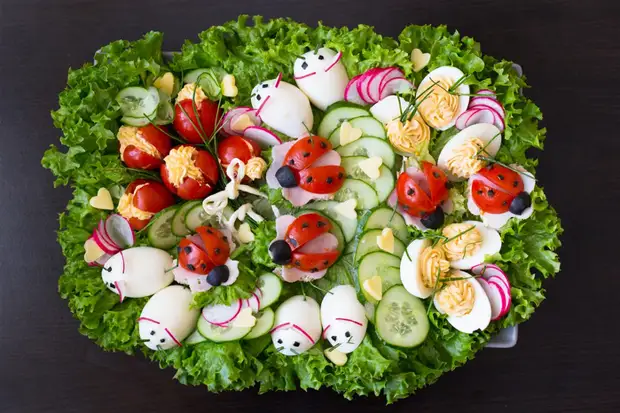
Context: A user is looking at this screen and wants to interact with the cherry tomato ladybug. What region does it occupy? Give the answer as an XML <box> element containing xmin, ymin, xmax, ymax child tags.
<box><xmin>217</xmin><ymin>135</ymin><xmax>261</xmax><ymax>168</ymax></box>
<box><xmin>396</xmin><ymin>161</ymin><xmax>449</xmax><ymax>218</ymax></box>
<box><xmin>283</xmin><ymin>136</ymin><xmax>331</xmax><ymax>171</ymax></box>
<box><xmin>290</xmin><ymin>250</ymin><xmax>341</xmax><ymax>272</ymax></box>
<box><xmin>119</xmin><ymin>124</ymin><xmax>172</xmax><ymax>170</ymax></box>
<box><xmin>160</xmin><ymin>145</ymin><xmax>219</xmax><ymax>200</ymax></box>
<box><xmin>471</xmin><ymin>164</ymin><xmax>526</xmax><ymax>214</ymax></box>
<box><xmin>284</xmin><ymin>213</ymin><xmax>332</xmax><ymax>251</ymax></box>
<box><xmin>118</xmin><ymin>179</ymin><xmax>175</xmax><ymax>230</ymax></box>
<box><xmin>298</xmin><ymin>165</ymin><xmax>346</xmax><ymax>194</ymax></box>
<box><xmin>196</xmin><ymin>226</ymin><xmax>230</xmax><ymax>267</ymax></box>
<box><xmin>173</xmin><ymin>99</ymin><xmax>220</xmax><ymax>144</ymax></box>
<box><xmin>178</xmin><ymin>238</ymin><xmax>213</xmax><ymax>275</ymax></box>
<box><xmin>177</xmin><ymin>226</ymin><xmax>231</xmax><ymax>274</ymax></box>
<box><xmin>421</xmin><ymin>161</ymin><xmax>449</xmax><ymax>205</ymax></box>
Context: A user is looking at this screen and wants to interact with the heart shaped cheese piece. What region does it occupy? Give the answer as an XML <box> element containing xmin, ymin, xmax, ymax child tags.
<box><xmin>411</xmin><ymin>48</ymin><xmax>431</xmax><ymax>72</ymax></box>
<box><xmin>84</xmin><ymin>238</ymin><xmax>105</xmax><ymax>263</ymax></box>
<box><xmin>237</xmin><ymin>222</ymin><xmax>255</xmax><ymax>244</ymax></box>
<box><xmin>358</xmin><ymin>156</ymin><xmax>383</xmax><ymax>180</ymax></box>
<box><xmin>231</xmin><ymin>113</ymin><xmax>255</xmax><ymax>133</ymax></box>
<box><xmin>324</xmin><ymin>348</ymin><xmax>348</xmax><ymax>366</ymax></box>
<box><xmin>153</xmin><ymin>72</ymin><xmax>175</xmax><ymax>96</ymax></box>
<box><xmin>221</xmin><ymin>74</ymin><xmax>238</xmax><ymax>97</ymax></box>
<box><xmin>363</xmin><ymin>275</ymin><xmax>383</xmax><ymax>301</ymax></box>
<box><xmin>339</xmin><ymin>121</ymin><xmax>362</xmax><ymax>146</ymax></box>
<box><xmin>89</xmin><ymin>188</ymin><xmax>114</xmax><ymax>210</ymax></box>
<box><xmin>333</xmin><ymin>199</ymin><xmax>357</xmax><ymax>219</ymax></box>
<box><xmin>232</xmin><ymin>307</ymin><xmax>256</xmax><ymax>328</ymax></box>
<box><xmin>376</xmin><ymin>228</ymin><xmax>394</xmax><ymax>254</ymax></box>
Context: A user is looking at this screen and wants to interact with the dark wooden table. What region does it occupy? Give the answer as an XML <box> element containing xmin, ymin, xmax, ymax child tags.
<box><xmin>1</xmin><ymin>0</ymin><xmax>619</xmax><ymax>412</ymax></box>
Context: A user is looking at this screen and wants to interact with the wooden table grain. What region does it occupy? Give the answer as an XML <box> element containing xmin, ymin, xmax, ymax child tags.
<box><xmin>1</xmin><ymin>0</ymin><xmax>619</xmax><ymax>411</ymax></box>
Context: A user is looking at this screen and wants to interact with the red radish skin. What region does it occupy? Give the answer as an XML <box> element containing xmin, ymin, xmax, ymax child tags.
<box><xmin>488</xmin><ymin>280</ymin><xmax>509</xmax><ymax>316</ymax></box>
<box><xmin>294</xmin><ymin>72</ymin><xmax>316</xmax><ymax>80</ymax></box>
<box><xmin>324</xmin><ymin>51</ymin><xmax>342</xmax><ymax>72</ymax></box>
<box><xmin>105</xmin><ymin>215</ymin><xmax>135</xmax><ymax>249</ymax></box>
<box><xmin>344</xmin><ymin>75</ymin><xmax>366</xmax><ymax>105</ymax></box>
<box><xmin>367</xmin><ymin>68</ymin><xmax>390</xmax><ymax>102</ymax></box>
<box><xmin>380</xmin><ymin>77</ymin><xmax>414</xmax><ymax>99</ymax></box>
<box><xmin>469</xmin><ymin>105</ymin><xmax>504</xmax><ymax>130</ymax></box>
<box><xmin>274</xmin><ymin>73</ymin><xmax>283</xmax><ymax>88</ymax></box>
<box><xmin>269</xmin><ymin>322</ymin><xmax>290</xmax><ymax>334</ymax></box>
<box><xmin>475</xmin><ymin>89</ymin><xmax>497</xmax><ymax>99</ymax></box>
<box><xmin>91</xmin><ymin>232</ymin><xmax>120</xmax><ymax>255</ymax></box>
<box><xmin>470</xmin><ymin>97</ymin><xmax>505</xmax><ymax>118</ymax></box>
<box><xmin>478</xmin><ymin>278</ymin><xmax>505</xmax><ymax>320</ymax></box>
<box><xmin>378</xmin><ymin>68</ymin><xmax>405</xmax><ymax>95</ymax></box>
<box><xmin>359</xmin><ymin>69</ymin><xmax>381</xmax><ymax>103</ymax></box>
<box><xmin>243</xmin><ymin>126</ymin><xmax>282</xmax><ymax>148</ymax></box>
<box><xmin>138</xmin><ymin>317</ymin><xmax>160</xmax><ymax>324</ymax></box>
<box><xmin>335</xmin><ymin>317</ymin><xmax>364</xmax><ymax>326</ymax></box>
<box><xmin>464</xmin><ymin>108</ymin><xmax>496</xmax><ymax>127</ymax></box>
<box><xmin>202</xmin><ymin>299</ymin><xmax>243</xmax><ymax>326</ymax></box>
<box><xmin>292</xmin><ymin>324</ymin><xmax>315</xmax><ymax>344</ymax></box>
<box><xmin>255</xmin><ymin>95</ymin><xmax>271</xmax><ymax>117</ymax></box>
<box><xmin>355</xmin><ymin>72</ymin><xmax>372</xmax><ymax>103</ymax></box>
<box><xmin>164</xmin><ymin>327</ymin><xmax>183</xmax><ymax>347</ymax></box>
<box><xmin>456</xmin><ymin>108</ymin><xmax>480</xmax><ymax>130</ymax></box>
<box><xmin>114</xmin><ymin>281</ymin><xmax>124</xmax><ymax>303</ymax></box>
<box><xmin>98</xmin><ymin>220</ymin><xmax>118</xmax><ymax>249</ymax></box>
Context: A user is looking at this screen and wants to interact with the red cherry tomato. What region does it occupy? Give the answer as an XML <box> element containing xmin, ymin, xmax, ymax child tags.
<box><xmin>217</xmin><ymin>135</ymin><xmax>261</xmax><ymax>167</ymax></box>
<box><xmin>196</xmin><ymin>226</ymin><xmax>231</xmax><ymax>266</ymax></box>
<box><xmin>160</xmin><ymin>145</ymin><xmax>219</xmax><ymax>201</ymax></box>
<box><xmin>471</xmin><ymin>180</ymin><xmax>515</xmax><ymax>214</ymax></box>
<box><xmin>421</xmin><ymin>161</ymin><xmax>449</xmax><ymax>205</ymax></box>
<box><xmin>121</xmin><ymin>125</ymin><xmax>172</xmax><ymax>170</ymax></box>
<box><xmin>173</xmin><ymin>99</ymin><xmax>220</xmax><ymax>144</ymax></box>
<box><xmin>290</xmin><ymin>250</ymin><xmax>341</xmax><ymax>272</ymax></box>
<box><xmin>396</xmin><ymin>173</ymin><xmax>434</xmax><ymax>216</ymax></box>
<box><xmin>477</xmin><ymin>164</ymin><xmax>524</xmax><ymax>197</ymax></box>
<box><xmin>298</xmin><ymin>165</ymin><xmax>346</xmax><ymax>194</ymax></box>
<box><xmin>283</xmin><ymin>136</ymin><xmax>331</xmax><ymax>171</ymax></box>
<box><xmin>284</xmin><ymin>213</ymin><xmax>332</xmax><ymax>251</ymax></box>
<box><xmin>123</xmin><ymin>179</ymin><xmax>175</xmax><ymax>230</ymax></box>
<box><xmin>178</xmin><ymin>238</ymin><xmax>213</xmax><ymax>275</ymax></box>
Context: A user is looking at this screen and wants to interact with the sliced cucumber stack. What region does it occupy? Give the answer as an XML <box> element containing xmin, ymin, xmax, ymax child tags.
<box><xmin>354</xmin><ymin>229</ymin><xmax>406</xmax><ymax>262</ymax></box>
<box><xmin>364</xmin><ymin>207</ymin><xmax>409</xmax><ymax>243</ymax></box>
<box><xmin>375</xmin><ymin>286</ymin><xmax>429</xmax><ymax>348</ymax></box>
<box><xmin>357</xmin><ymin>251</ymin><xmax>402</xmax><ymax>303</ymax></box>
<box><xmin>296</xmin><ymin>210</ymin><xmax>345</xmax><ymax>252</ymax></box>
<box><xmin>334</xmin><ymin>179</ymin><xmax>379</xmax><ymax>210</ymax></box>
<box><xmin>243</xmin><ymin>308</ymin><xmax>275</xmax><ymax>340</ymax></box>
<box><xmin>172</xmin><ymin>201</ymin><xmax>201</xmax><ymax>237</ymax></box>
<box><xmin>116</xmin><ymin>86</ymin><xmax>160</xmax><ymax>126</ymax></box>
<box><xmin>340</xmin><ymin>156</ymin><xmax>395</xmax><ymax>202</ymax></box>
<box><xmin>304</xmin><ymin>200</ymin><xmax>359</xmax><ymax>242</ymax></box>
<box><xmin>147</xmin><ymin>206</ymin><xmax>180</xmax><ymax>250</ymax></box>
<box><xmin>317</xmin><ymin>103</ymin><xmax>369</xmax><ymax>138</ymax></box>
<box><xmin>185</xmin><ymin>204</ymin><xmax>234</xmax><ymax>232</ymax></box>
<box><xmin>336</xmin><ymin>137</ymin><xmax>396</xmax><ymax>169</ymax></box>
<box><xmin>197</xmin><ymin>316</ymin><xmax>252</xmax><ymax>342</ymax></box>
<box><xmin>329</xmin><ymin>116</ymin><xmax>386</xmax><ymax>148</ymax></box>
<box><xmin>256</xmin><ymin>273</ymin><xmax>283</xmax><ymax>308</ymax></box>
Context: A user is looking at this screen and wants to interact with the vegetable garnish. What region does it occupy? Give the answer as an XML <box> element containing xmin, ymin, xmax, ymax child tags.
<box><xmin>43</xmin><ymin>17</ymin><xmax>561</xmax><ymax>403</ymax></box>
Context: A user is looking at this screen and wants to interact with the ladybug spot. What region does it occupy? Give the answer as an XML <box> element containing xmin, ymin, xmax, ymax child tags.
<box><xmin>502</xmin><ymin>200</ymin><xmax>508</xmax><ymax>206</ymax></box>
<box><xmin>206</xmin><ymin>229</ymin><xmax>213</xmax><ymax>234</ymax></box>
<box><xmin>513</xmin><ymin>180</ymin><xmax>519</xmax><ymax>187</ymax></box>
<box><xmin>221</xmin><ymin>235</ymin><xmax>227</xmax><ymax>242</ymax></box>
<box><xmin>306</xmin><ymin>176</ymin><xmax>313</xmax><ymax>183</ymax></box>
<box><xmin>301</xmin><ymin>61</ymin><xmax>308</xmax><ymax>70</ymax></box>
<box><xmin>407</xmin><ymin>188</ymin><xmax>415</xmax><ymax>196</ymax></box>
<box><xmin>326</xmin><ymin>177</ymin><xmax>333</xmax><ymax>184</ymax></box>
<box><xmin>183</xmin><ymin>246</ymin><xmax>192</xmax><ymax>254</ymax></box>
<box><xmin>311</xmin><ymin>268</ymin><xmax>319</xmax><ymax>273</ymax></box>
<box><xmin>303</xmin><ymin>152</ymin><xmax>310</xmax><ymax>158</ymax></box>
<box><xmin>497</xmin><ymin>174</ymin><xmax>505</xmax><ymax>180</ymax></box>
<box><xmin>201</xmin><ymin>263</ymin><xmax>207</xmax><ymax>269</ymax></box>
<box><xmin>320</xmin><ymin>141</ymin><xmax>327</xmax><ymax>149</ymax></box>
<box><xmin>433</xmin><ymin>171</ymin><xmax>440</xmax><ymax>178</ymax></box>
<box><xmin>289</xmin><ymin>159</ymin><xmax>295</xmax><ymax>165</ymax></box>
<box><xmin>302</xmin><ymin>222</ymin><xmax>309</xmax><ymax>228</ymax></box>
<box><xmin>402</xmin><ymin>205</ymin><xmax>410</xmax><ymax>211</ymax></box>
<box><xmin>323</xmin><ymin>260</ymin><xmax>329</xmax><ymax>265</ymax></box>
<box><xmin>488</xmin><ymin>189</ymin><xmax>495</xmax><ymax>197</ymax></box>
<box><xmin>295</xmin><ymin>260</ymin><xmax>301</xmax><ymax>266</ymax></box>
<box><xmin>214</xmin><ymin>248</ymin><xmax>221</xmax><ymax>255</ymax></box>
<box><xmin>176</xmin><ymin>246</ymin><xmax>182</xmax><ymax>254</ymax></box>
<box><xmin>307</xmin><ymin>138</ymin><xmax>313</xmax><ymax>144</ymax></box>
<box><xmin>338</xmin><ymin>172</ymin><xmax>344</xmax><ymax>179</ymax></box>
<box><xmin>317</xmin><ymin>220</ymin><xmax>326</xmax><ymax>228</ymax></box>
<box><xmin>477</xmin><ymin>190</ymin><xmax>483</xmax><ymax>195</ymax></box>
<box><xmin>187</xmin><ymin>264</ymin><xmax>196</xmax><ymax>271</ymax></box>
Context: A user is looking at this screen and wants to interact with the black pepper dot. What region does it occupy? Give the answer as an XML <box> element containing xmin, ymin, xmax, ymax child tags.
<box><xmin>206</xmin><ymin>228</ymin><xmax>213</xmax><ymax>234</ymax></box>
<box><xmin>326</xmin><ymin>177</ymin><xmax>333</xmax><ymax>184</ymax></box>
<box><xmin>214</xmin><ymin>248</ymin><xmax>221</xmax><ymax>255</ymax></box>
<box><xmin>150</xmin><ymin>331</ymin><xmax>155</xmax><ymax>336</ymax></box>
<box><xmin>295</xmin><ymin>260</ymin><xmax>301</xmax><ymax>267</ymax></box>
<box><xmin>262</xmin><ymin>84</ymin><xmax>268</xmax><ymax>88</ymax></box>
<box><xmin>345</xmin><ymin>331</ymin><xmax>351</xmax><ymax>338</ymax></box>
<box><xmin>201</xmin><ymin>263</ymin><xmax>207</xmax><ymax>269</ymax></box>
<box><xmin>513</xmin><ymin>180</ymin><xmax>519</xmax><ymax>187</ymax></box>
<box><xmin>407</xmin><ymin>188</ymin><xmax>415</xmax><ymax>196</ymax></box>
<box><xmin>317</xmin><ymin>220</ymin><xmax>326</xmax><ymax>228</ymax></box>
<box><xmin>331</xmin><ymin>335</ymin><xmax>337</xmax><ymax>341</ymax></box>
<box><xmin>311</xmin><ymin>267</ymin><xmax>319</xmax><ymax>273</ymax></box>
<box><xmin>320</xmin><ymin>141</ymin><xmax>327</xmax><ymax>149</ymax></box>
<box><xmin>318</xmin><ymin>55</ymin><xmax>324</xmax><ymax>60</ymax></box>
<box><xmin>277</xmin><ymin>339</ymin><xmax>283</xmax><ymax>344</ymax></box>
<box><xmin>302</xmin><ymin>222</ymin><xmax>309</xmax><ymax>228</ymax></box>
<box><xmin>433</xmin><ymin>171</ymin><xmax>440</xmax><ymax>178</ymax></box>
<box><xmin>183</xmin><ymin>246</ymin><xmax>192</xmax><ymax>254</ymax></box>
<box><xmin>502</xmin><ymin>200</ymin><xmax>508</xmax><ymax>206</ymax></box>
<box><xmin>307</xmin><ymin>138</ymin><xmax>313</xmax><ymax>144</ymax></box>
<box><xmin>303</xmin><ymin>152</ymin><xmax>310</xmax><ymax>158</ymax></box>
<box><xmin>256</xmin><ymin>94</ymin><xmax>261</xmax><ymax>101</ymax></box>
<box><xmin>323</xmin><ymin>260</ymin><xmax>329</xmax><ymax>265</ymax></box>
<box><xmin>301</xmin><ymin>61</ymin><xmax>308</xmax><ymax>70</ymax></box>
<box><xmin>488</xmin><ymin>189</ymin><xmax>495</xmax><ymax>197</ymax></box>
<box><xmin>306</xmin><ymin>176</ymin><xmax>313</xmax><ymax>183</ymax></box>
<box><xmin>160</xmin><ymin>338</ymin><xmax>165</xmax><ymax>343</ymax></box>
<box><xmin>497</xmin><ymin>174</ymin><xmax>505</xmax><ymax>180</ymax></box>
<box><xmin>187</xmin><ymin>264</ymin><xmax>196</xmax><ymax>271</ymax></box>
<box><xmin>109</xmin><ymin>283</ymin><xmax>115</xmax><ymax>288</ymax></box>
<box><xmin>338</xmin><ymin>172</ymin><xmax>344</xmax><ymax>179</ymax></box>
<box><xmin>477</xmin><ymin>190</ymin><xmax>483</xmax><ymax>195</ymax></box>
<box><xmin>293</xmin><ymin>341</ymin><xmax>300</xmax><ymax>347</ymax></box>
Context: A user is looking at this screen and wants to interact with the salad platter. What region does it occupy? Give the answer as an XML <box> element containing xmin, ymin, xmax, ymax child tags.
<box><xmin>42</xmin><ymin>16</ymin><xmax>562</xmax><ymax>403</ymax></box>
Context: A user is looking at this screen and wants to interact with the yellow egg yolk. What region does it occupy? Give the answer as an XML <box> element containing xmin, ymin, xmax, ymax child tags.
<box><xmin>419</xmin><ymin>246</ymin><xmax>451</xmax><ymax>289</ymax></box>
<box><xmin>117</xmin><ymin>126</ymin><xmax>159</xmax><ymax>160</ymax></box>
<box><xmin>164</xmin><ymin>146</ymin><xmax>204</xmax><ymax>188</ymax></box>
<box><xmin>245</xmin><ymin>156</ymin><xmax>267</xmax><ymax>180</ymax></box>
<box><xmin>117</xmin><ymin>184</ymin><xmax>154</xmax><ymax>221</ymax></box>
<box><xmin>386</xmin><ymin>116</ymin><xmax>431</xmax><ymax>156</ymax></box>
<box><xmin>442</xmin><ymin>223</ymin><xmax>483</xmax><ymax>261</ymax></box>
<box><xmin>418</xmin><ymin>77</ymin><xmax>460</xmax><ymax>129</ymax></box>
<box><xmin>446</xmin><ymin>138</ymin><xmax>487</xmax><ymax>178</ymax></box>
<box><xmin>436</xmin><ymin>277</ymin><xmax>475</xmax><ymax>316</ymax></box>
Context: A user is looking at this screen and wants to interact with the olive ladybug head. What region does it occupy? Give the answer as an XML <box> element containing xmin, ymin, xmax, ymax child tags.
<box><xmin>420</xmin><ymin>207</ymin><xmax>445</xmax><ymax>230</ymax></box>
<box><xmin>207</xmin><ymin>265</ymin><xmax>230</xmax><ymax>286</ymax></box>
<box><xmin>275</xmin><ymin>166</ymin><xmax>298</xmax><ymax>188</ymax></box>
<box><xmin>269</xmin><ymin>240</ymin><xmax>292</xmax><ymax>265</ymax></box>
<box><xmin>509</xmin><ymin>191</ymin><xmax>532</xmax><ymax>215</ymax></box>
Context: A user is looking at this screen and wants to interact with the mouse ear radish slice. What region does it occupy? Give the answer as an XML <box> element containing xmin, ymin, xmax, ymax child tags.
<box><xmin>104</xmin><ymin>214</ymin><xmax>135</xmax><ymax>249</ymax></box>
<box><xmin>243</xmin><ymin>126</ymin><xmax>282</xmax><ymax>148</ymax></box>
<box><xmin>344</xmin><ymin>75</ymin><xmax>366</xmax><ymax>105</ymax></box>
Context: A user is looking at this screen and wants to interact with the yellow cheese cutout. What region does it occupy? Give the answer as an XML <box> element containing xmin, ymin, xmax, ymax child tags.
<box><xmin>339</xmin><ymin>121</ymin><xmax>362</xmax><ymax>146</ymax></box>
<box><xmin>232</xmin><ymin>308</ymin><xmax>256</xmax><ymax>328</ymax></box>
<box><xmin>358</xmin><ymin>156</ymin><xmax>383</xmax><ymax>180</ymax></box>
<box><xmin>153</xmin><ymin>72</ymin><xmax>175</xmax><ymax>96</ymax></box>
<box><xmin>89</xmin><ymin>188</ymin><xmax>114</xmax><ymax>210</ymax></box>
<box><xmin>324</xmin><ymin>348</ymin><xmax>348</xmax><ymax>366</ymax></box>
<box><xmin>230</xmin><ymin>113</ymin><xmax>255</xmax><ymax>133</ymax></box>
<box><xmin>333</xmin><ymin>199</ymin><xmax>357</xmax><ymax>219</ymax></box>
<box><xmin>411</xmin><ymin>48</ymin><xmax>431</xmax><ymax>72</ymax></box>
<box><xmin>363</xmin><ymin>275</ymin><xmax>383</xmax><ymax>301</ymax></box>
<box><xmin>84</xmin><ymin>238</ymin><xmax>105</xmax><ymax>263</ymax></box>
<box><xmin>376</xmin><ymin>228</ymin><xmax>395</xmax><ymax>254</ymax></box>
<box><xmin>221</xmin><ymin>74</ymin><xmax>238</xmax><ymax>97</ymax></box>
<box><xmin>237</xmin><ymin>222</ymin><xmax>255</xmax><ymax>244</ymax></box>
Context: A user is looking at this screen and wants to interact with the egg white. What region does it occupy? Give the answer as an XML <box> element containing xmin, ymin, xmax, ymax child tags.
<box><xmin>400</xmin><ymin>238</ymin><xmax>434</xmax><ymax>298</ymax></box>
<box><xmin>437</xmin><ymin>123</ymin><xmax>502</xmax><ymax>182</ymax></box>
<box><xmin>433</xmin><ymin>272</ymin><xmax>491</xmax><ymax>334</ymax></box>
<box><xmin>416</xmin><ymin>66</ymin><xmax>470</xmax><ymax>131</ymax></box>
<box><xmin>448</xmin><ymin>221</ymin><xmax>502</xmax><ymax>270</ymax></box>
<box><xmin>467</xmin><ymin>165</ymin><xmax>536</xmax><ymax>229</ymax></box>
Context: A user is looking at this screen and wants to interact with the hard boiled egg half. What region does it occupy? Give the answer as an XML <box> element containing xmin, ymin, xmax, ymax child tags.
<box><xmin>433</xmin><ymin>272</ymin><xmax>491</xmax><ymax>334</ymax></box>
<box><xmin>400</xmin><ymin>238</ymin><xmax>448</xmax><ymax>299</ymax></box>
<box><xmin>437</xmin><ymin>123</ymin><xmax>502</xmax><ymax>182</ymax></box>
<box><xmin>416</xmin><ymin>66</ymin><xmax>469</xmax><ymax>131</ymax></box>
<box><xmin>441</xmin><ymin>221</ymin><xmax>502</xmax><ymax>270</ymax></box>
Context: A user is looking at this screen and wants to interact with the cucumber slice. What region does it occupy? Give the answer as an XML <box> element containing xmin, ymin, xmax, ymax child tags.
<box><xmin>375</xmin><ymin>285</ymin><xmax>429</xmax><ymax>348</ymax></box>
<box><xmin>357</xmin><ymin>252</ymin><xmax>402</xmax><ymax>303</ymax></box>
<box><xmin>154</xmin><ymin>89</ymin><xmax>174</xmax><ymax>125</ymax></box>
<box><xmin>334</xmin><ymin>179</ymin><xmax>379</xmax><ymax>210</ymax></box>
<box><xmin>296</xmin><ymin>210</ymin><xmax>345</xmax><ymax>252</ymax></box>
<box><xmin>317</xmin><ymin>104</ymin><xmax>369</xmax><ymax>139</ymax></box>
<box><xmin>172</xmin><ymin>201</ymin><xmax>200</xmax><ymax>236</ymax></box>
<box><xmin>243</xmin><ymin>308</ymin><xmax>275</xmax><ymax>340</ymax></box>
<box><xmin>256</xmin><ymin>273</ymin><xmax>283</xmax><ymax>308</ymax></box>
<box><xmin>364</xmin><ymin>207</ymin><xmax>409</xmax><ymax>243</ymax></box>
<box><xmin>304</xmin><ymin>200</ymin><xmax>358</xmax><ymax>242</ymax></box>
<box><xmin>328</xmin><ymin>116</ymin><xmax>386</xmax><ymax>148</ymax></box>
<box><xmin>197</xmin><ymin>316</ymin><xmax>252</xmax><ymax>342</ymax></box>
<box><xmin>354</xmin><ymin>229</ymin><xmax>406</xmax><ymax>262</ymax></box>
<box><xmin>185</xmin><ymin>204</ymin><xmax>234</xmax><ymax>232</ymax></box>
<box><xmin>336</xmin><ymin>137</ymin><xmax>396</xmax><ymax>169</ymax></box>
<box><xmin>340</xmin><ymin>156</ymin><xmax>395</xmax><ymax>202</ymax></box>
<box><xmin>183</xmin><ymin>69</ymin><xmax>211</xmax><ymax>84</ymax></box>
<box><xmin>185</xmin><ymin>330</ymin><xmax>206</xmax><ymax>345</ymax></box>
<box><xmin>116</xmin><ymin>86</ymin><xmax>160</xmax><ymax>118</ymax></box>
<box><xmin>147</xmin><ymin>207</ymin><xmax>180</xmax><ymax>249</ymax></box>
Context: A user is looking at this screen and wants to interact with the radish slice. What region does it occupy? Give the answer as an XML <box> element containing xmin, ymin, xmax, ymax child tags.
<box><xmin>92</xmin><ymin>230</ymin><xmax>120</xmax><ymax>255</ymax></box>
<box><xmin>97</xmin><ymin>219</ymin><xmax>116</xmax><ymax>247</ymax></box>
<box><xmin>227</xmin><ymin>109</ymin><xmax>261</xmax><ymax>135</ymax></box>
<box><xmin>221</xmin><ymin>107</ymin><xmax>252</xmax><ymax>136</ymax></box>
<box><xmin>488</xmin><ymin>280</ymin><xmax>510</xmax><ymax>315</ymax></box>
<box><xmin>470</xmin><ymin>97</ymin><xmax>505</xmax><ymax>118</ymax></box>
<box><xmin>470</xmin><ymin>263</ymin><xmax>511</xmax><ymax>315</ymax></box>
<box><xmin>478</xmin><ymin>278</ymin><xmax>506</xmax><ymax>320</ymax></box>
<box><xmin>344</xmin><ymin>75</ymin><xmax>366</xmax><ymax>105</ymax></box>
<box><xmin>243</xmin><ymin>126</ymin><xmax>282</xmax><ymax>148</ymax></box>
<box><xmin>455</xmin><ymin>108</ymin><xmax>480</xmax><ymax>130</ymax></box>
<box><xmin>243</xmin><ymin>293</ymin><xmax>261</xmax><ymax>313</ymax></box>
<box><xmin>94</xmin><ymin>253</ymin><xmax>112</xmax><ymax>267</ymax></box>
<box><xmin>469</xmin><ymin>105</ymin><xmax>504</xmax><ymax>131</ymax></box>
<box><xmin>380</xmin><ymin>77</ymin><xmax>414</xmax><ymax>99</ymax></box>
<box><xmin>367</xmin><ymin>68</ymin><xmax>390</xmax><ymax>103</ymax></box>
<box><xmin>356</xmin><ymin>71</ymin><xmax>376</xmax><ymax>104</ymax></box>
<box><xmin>378</xmin><ymin>68</ymin><xmax>405</xmax><ymax>95</ymax></box>
<box><xmin>202</xmin><ymin>299</ymin><xmax>243</xmax><ymax>326</ymax></box>
<box><xmin>463</xmin><ymin>108</ymin><xmax>495</xmax><ymax>127</ymax></box>
<box><xmin>475</xmin><ymin>89</ymin><xmax>497</xmax><ymax>100</ymax></box>
<box><xmin>297</xmin><ymin>233</ymin><xmax>339</xmax><ymax>254</ymax></box>
<box><xmin>104</xmin><ymin>215</ymin><xmax>135</xmax><ymax>249</ymax></box>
